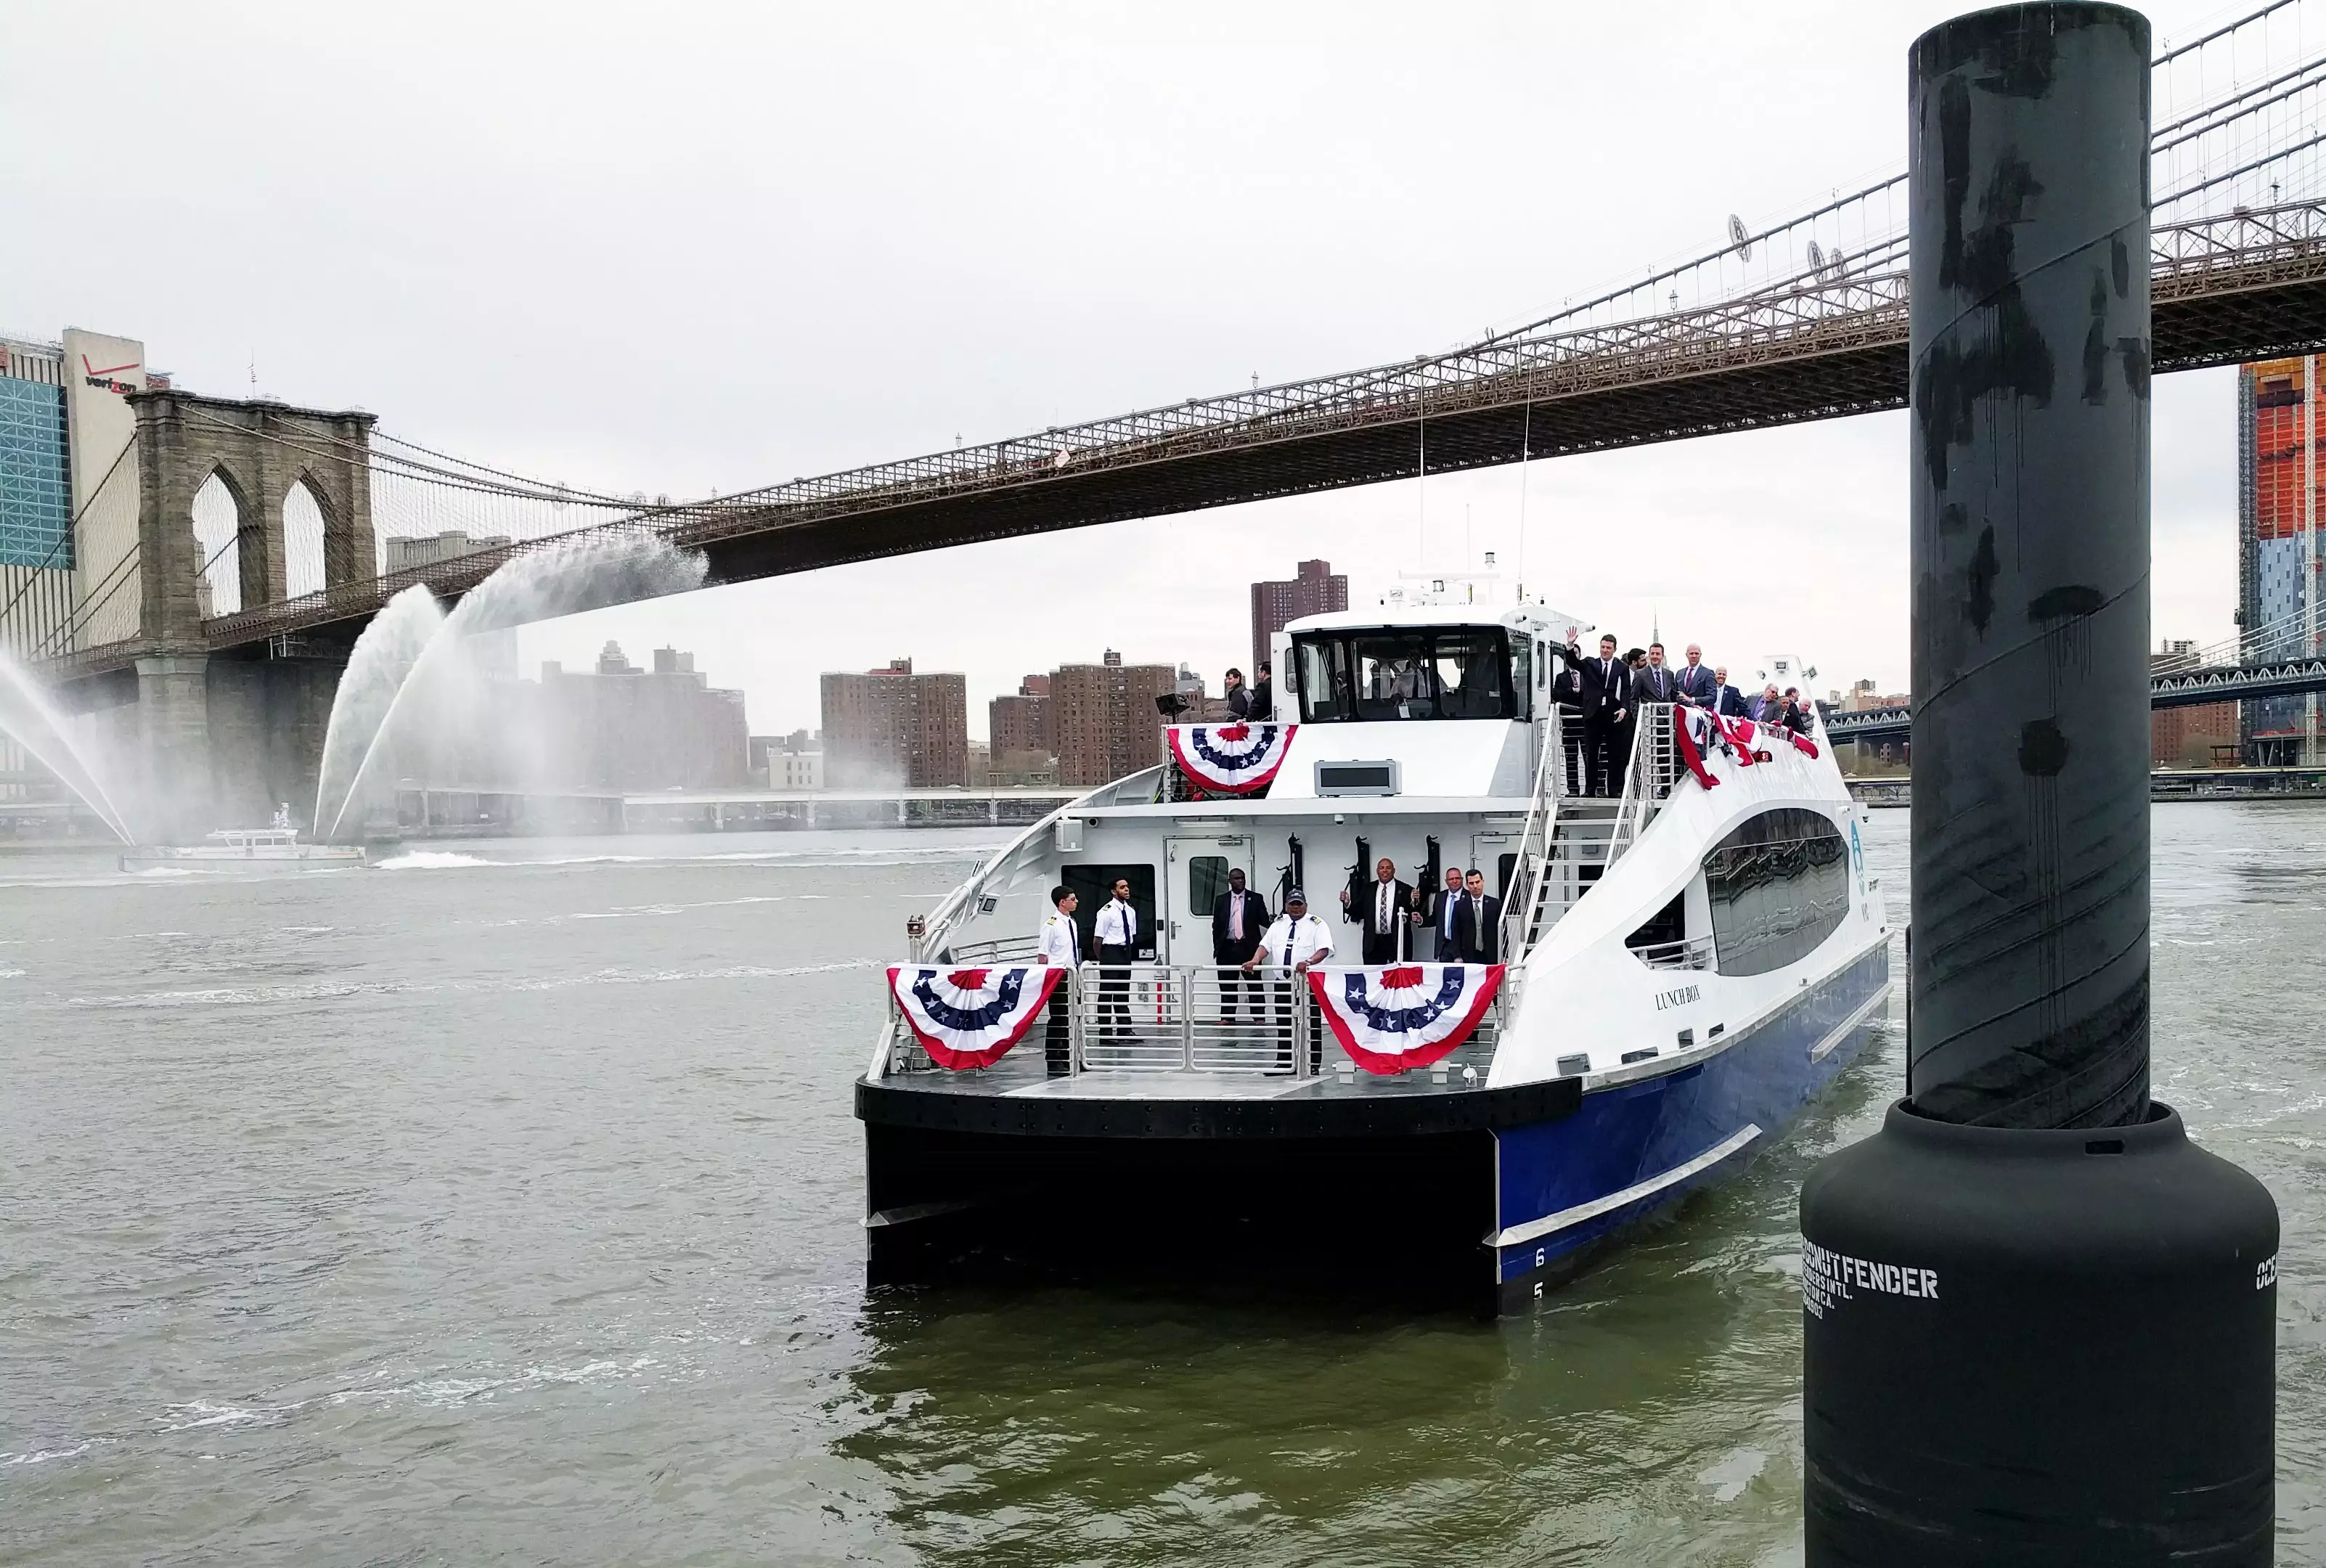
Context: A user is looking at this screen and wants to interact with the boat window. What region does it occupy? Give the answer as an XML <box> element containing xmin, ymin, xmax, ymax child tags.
<box><xmin>1186</xmin><ymin>854</ymin><xmax>1231</xmax><ymax>918</ymax></box>
<box><xmin>1297</xmin><ymin>637</ymin><xmax>1355</xmax><ymax>723</ymax></box>
<box><xmin>1353</xmin><ymin>632</ymin><xmax>1438</xmax><ymax>720</ymax></box>
<box><xmin>1625</xmin><ymin>891</ymin><xmax>1686</xmax><ymax>952</ymax></box>
<box><xmin>1293</xmin><ymin>628</ymin><xmax>1519</xmax><ymax>722</ymax></box>
<box><xmin>1701</xmin><ymin>809</ymin><xmax>1850</xmax><ymax>976</ymax></box>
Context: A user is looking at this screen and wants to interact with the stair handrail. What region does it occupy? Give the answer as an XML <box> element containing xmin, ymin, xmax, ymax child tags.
<box><xmin>1608</xmin><ymin>703</ymin><xmax>1677</xmax><ymax>865</ymax></box>
<box><xmin>1498</xmin><ymin>708</ymin><xmax>1565</xmax><ymax>966</ymax></box>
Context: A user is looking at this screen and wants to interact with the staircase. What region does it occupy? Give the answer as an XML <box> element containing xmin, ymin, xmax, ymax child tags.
<box><xmin>1519</xmin><ymin>798</ymin><xmax>1617</xmax><ymax>948</ymax></box>
<box><xmin>1501</xmin><ymin>706</ymin><xmax>1685</xmax><ymax>968</ymax></box>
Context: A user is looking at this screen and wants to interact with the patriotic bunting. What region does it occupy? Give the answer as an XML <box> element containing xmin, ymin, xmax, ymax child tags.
<box><xmin>1168</xmin><ymin>722</ymin><xmax>1298</xmax><ymax>796</ymax></box>
<box><xmin>1306</xmin><ymin>962</ymin><xmax>1504</xmax><ymax>1074</ymax></box>
<box><xmin>1673</xmin><ymin>709</ymin><xmax>1821</xmax><ymax>792</ymax></box>
<box><xmin>887</xmin><ymin>964</ymin><xmax>1062</xmax><ymax>1070</ymax></box>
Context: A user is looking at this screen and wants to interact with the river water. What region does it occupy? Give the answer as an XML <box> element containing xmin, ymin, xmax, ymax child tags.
<box><xmin>2</xmin><ymin>808</ymin><xmax>2319</xmax><ymax>1565</ymax></box>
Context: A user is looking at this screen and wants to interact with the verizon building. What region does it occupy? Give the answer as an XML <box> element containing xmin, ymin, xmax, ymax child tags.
<box><xmin>1249</xmin><ymin>559</ymin><xmax>1347</xmax><ymax>674</ymax></box>
<box><xmin>0</xmin><ymin>327</ymin><xmax>166</xmax><ymax>661</ymax></box>
<box><xmin>2240</xmin><ymin>357</ymin><xmax>2326</xmax><ymax>762</ymax></box>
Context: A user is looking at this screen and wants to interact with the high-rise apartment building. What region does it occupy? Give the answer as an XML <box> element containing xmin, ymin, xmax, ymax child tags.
<box><xmin>820</xmin><ymin>657</ymin><xmax>968</xmax><ymax>788</ymax></box>
<box><xmin>988</xmin><ymin>673</ymin><xmax>1055</xmax><ymax>759</ymax></box>
<box><xmin>2239</xmin><ymin>358</ymin><xmax>2326</xmax><ymax>762</ymax></box>
<box><xmin>1250</xmin><ymin>559</ymin><xmax>1347</xmax><ymax>674</ymax></box>
<box><xmin>1051</xmin><ymin>650</ymin><xmax>1175</xmax><ymax>786</ymax></box>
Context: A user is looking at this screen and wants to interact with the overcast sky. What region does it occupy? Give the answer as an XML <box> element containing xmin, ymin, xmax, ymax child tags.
<box><xmin>4</xmin><ymin>1</ymin><xmax>2253</xmax><ymax>738</ymax></box>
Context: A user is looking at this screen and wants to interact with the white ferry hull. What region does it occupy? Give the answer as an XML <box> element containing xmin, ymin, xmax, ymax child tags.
<box><xmin>855</xmin><ymin>603</ymin><xmax>1891</xmax><ymax>1312</ymax></box>
<box><xmin>118</xmin><ymin>845</ymin><xmax>367</xmax><ymax>873</ymax></box>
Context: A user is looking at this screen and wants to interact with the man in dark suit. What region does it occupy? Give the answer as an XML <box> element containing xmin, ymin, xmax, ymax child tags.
<box><xmin>1211</xmin><ymin>867</ymin><xmax>1268</xmax><ymax>1021</ymax></box>
<box><xmin>1344</xmin><ymin>856</ymin><xmax>1414</xmax><ymax>964</ymax></box>
<box><xmin>1454</xmin><ymin>867</ymin><xmax>1501</xmax><ymax>964</ymax></box>
<box><xmin>1551</xmin><ymin>626</ymin><xmax>1588</xmax><ymax>794</ymax></box>
<box><xmin>1674</xmin><ymin>643</ymin><xmax>1718</xmax><ymax>709</ymax></box>
<box><xmin>1632</xmin><ymin>642</ymin><xmax>1678</xmax><ymax>707</ymax></box>
<box><xmin>1577</xmin><ymin>634</ymin><xmax>1631</xmax><ymax>797</ymax></box>
<box><xmin>1246</xmin><ymin>661</ymin><xmax>1274</xmax><ymax>722</ymax></box>
<box><xmin>1713</xmin><ymin>666</ymin><xmax>1748</xmax><ymax>719</ymax></box>
<box><xmin>1420</xmin><ymin>865</ymin><xmax>1466</xmax><ymax>959</ymax></box>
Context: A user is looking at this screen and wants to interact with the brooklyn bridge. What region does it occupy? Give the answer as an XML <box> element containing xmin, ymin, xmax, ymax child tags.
<box><xmin>10</xmin><ymin>0</ymin><xmax>2326</xmax><ymax>816</ymax></box>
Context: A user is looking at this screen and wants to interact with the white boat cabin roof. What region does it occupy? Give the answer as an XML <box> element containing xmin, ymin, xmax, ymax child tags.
<box><xmin>1284</xmin><ymin>600</ymin><xmax>1595</xmax><ymax>639</ymax></box>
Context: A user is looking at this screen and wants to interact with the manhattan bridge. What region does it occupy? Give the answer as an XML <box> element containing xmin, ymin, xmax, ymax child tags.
<box><xmin>13</xmin><ymin>0</ymin><xmax>2326</xmax><ymax>755</ymax></box>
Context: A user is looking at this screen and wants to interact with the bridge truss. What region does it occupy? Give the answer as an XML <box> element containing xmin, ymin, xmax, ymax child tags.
<box><xmin>24</xmin><ymin>0</ymin><xmax>2326</xmax><ymax>681</ymax></box>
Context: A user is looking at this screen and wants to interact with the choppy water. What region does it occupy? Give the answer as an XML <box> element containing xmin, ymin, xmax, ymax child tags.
<box><xmin>2</xmin><ymin>812</ymin><xmax>2319</xmax><ymax>1564</ymax></box>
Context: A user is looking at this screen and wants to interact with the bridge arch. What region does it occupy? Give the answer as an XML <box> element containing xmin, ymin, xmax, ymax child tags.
<box><xmin>128</xmin><ymin>391</ymin><xmax>378</xmax><ymax>645</ymax></box>
<box><xmin>189</xmin><ymin>465</ymin><xmax>253</xmax><ymax>618</ymax></box>
<box><xmin>282</xmin><ymin>475</ymin><xmax>330</xmax><ymax>600</ymax></box>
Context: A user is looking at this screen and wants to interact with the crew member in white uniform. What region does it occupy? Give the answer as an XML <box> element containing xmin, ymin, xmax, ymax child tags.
<box><xmin>1244</xmin><ymin>888</ymin><xmax>1335</xmax><ymax>1072</ymax></box>
<box><xmin>1035</xmin><ymin>884</ymin><xmax>1080</xmax><ymax>1075</ymax></box>
<box><xmin>1093</xmin><ymin>878</ymin><xmax>1140</xmax><ymax>1043</ymax></box>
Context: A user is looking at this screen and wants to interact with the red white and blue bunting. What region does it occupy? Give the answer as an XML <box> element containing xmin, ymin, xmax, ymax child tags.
<box><xmin>1306</xmin><ymin>962</ymin><xmax>1505</xmax><ymax>1075</ymax></box>
<box><xmin>1675</xmin><ymin>709</ymin><xmax>1821</xmax><ymax>791</ymax></box>
<box><xmin>1168</xmin><ymin>722</ymin><xmax>1298</xmax><ymax>796</ymax></box>
<box><xmin>886</xmin><ymin>964</ymin><xmax>1062</xmax><ymax>1070</ymax></box>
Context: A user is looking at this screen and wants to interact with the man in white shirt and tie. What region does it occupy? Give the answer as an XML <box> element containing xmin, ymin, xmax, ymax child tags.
<box><xmin>1093</xmin><ymin>877</ymin><xmax>1139</xmax><ymax>1042</ymax></box>
<box><xmin>1035</xmin><ymin>885</ymin><xmax>1080</xmax><ymax>1075</ymax></box>
<box><xmin>1346</xmin><ymin>857</ymin><xmax>1413</xmax><ymax>965</ymax></box>
<box><xmin>1245</xmin><ymin>889</ymin><xmax>1335</xmax><ymax>1071</ymax></box>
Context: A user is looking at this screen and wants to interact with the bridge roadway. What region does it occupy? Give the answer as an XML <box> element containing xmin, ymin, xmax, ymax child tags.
<box><xmin>1821</xmin><ymin>655</ymin><xmax>2326</xmax><ymax>743</ymax></box>
<box><xmin>111</xmin><ymin>201</ymin><xmax>2326</xmax><ymax>681</ymax></box>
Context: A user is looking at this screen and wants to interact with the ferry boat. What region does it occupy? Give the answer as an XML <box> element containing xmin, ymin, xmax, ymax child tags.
<box><xmin>119</xmin><ymin>826</ymin><xmax>367</xmax><ymax>873</ymax></box>
<box><xmin>857</xmin><ymin>598</ymin><xmax>1892</xmax><ymax>1312</ymax></box>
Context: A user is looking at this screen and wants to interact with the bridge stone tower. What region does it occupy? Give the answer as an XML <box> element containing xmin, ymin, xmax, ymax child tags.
<box><xmin>121</xmin><ymin>391</ymin><xmax>378</xmax><ymax>838</ymax></box>
<box><xmin>130</xmin><ymin>391</ymin><xmax>378</xmax><ymax>645</ymax></box>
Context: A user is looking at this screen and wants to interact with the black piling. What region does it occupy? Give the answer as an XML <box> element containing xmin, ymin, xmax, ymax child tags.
<box><xmin>1800</xmin><ymin>7</ymin><xmax>2280</xmax><ymax>1561</ymax></box>
<box><xmin>1904</xmin><ymin>0</ymin><xmax>2152</xmax><ymax>1130</ymax></box>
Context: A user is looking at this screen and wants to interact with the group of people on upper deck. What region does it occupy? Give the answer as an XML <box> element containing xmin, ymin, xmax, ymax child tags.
<box><xmin>1549</xmin><ymin>633</ymin><xmax>1816</xmax><ymax>798</ymax></box>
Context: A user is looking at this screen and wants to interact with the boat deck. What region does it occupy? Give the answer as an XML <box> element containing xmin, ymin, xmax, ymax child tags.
<box><xmin>881</xmin><ymin>1063</ymin><xmax>1491</xmax><ymax>1102</ymax></box>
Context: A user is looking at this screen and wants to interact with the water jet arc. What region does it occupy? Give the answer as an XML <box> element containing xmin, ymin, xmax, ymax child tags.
<box><xmin>0</xmin><ymin>650</ymin><xmax>135</xmax><ymax>845</ymax></box>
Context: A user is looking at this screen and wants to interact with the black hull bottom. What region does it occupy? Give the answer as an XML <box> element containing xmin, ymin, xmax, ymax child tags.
<box><xmin>863</xmin><ymin>1119</ymin><xmax>1506</xmax><ymax>1316</ymax></box>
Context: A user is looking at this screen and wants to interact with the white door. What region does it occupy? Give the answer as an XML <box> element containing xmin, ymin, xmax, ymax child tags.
<box><xmin>1164</xmin><ymin>835</ymin><xmax>1256</xmax><ymax>965</ymax></box>
<box><xmin>1472</xmin><ymin>830</ymin><xmax>1522</xmax><ymax>902</ymax></box>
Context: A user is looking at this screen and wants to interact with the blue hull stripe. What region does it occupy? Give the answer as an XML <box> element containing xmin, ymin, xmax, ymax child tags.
<box><xmin>1492</xmin><ymin>941</ymin><xmax>1890</xmax><ymax>1283</ymax></box>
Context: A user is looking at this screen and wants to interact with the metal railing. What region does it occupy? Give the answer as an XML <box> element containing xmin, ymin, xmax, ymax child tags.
<box><xmin>879</xmin><ymin>962</ymin><xmax>1501</xmax><ymax>1081</ymax></box>
<box><xmin>943</xmin><ymin>935</ymin><xmax>1040</xmax><ymax>965</ymax></box>
<box><xmin>1629</xmin><ymin>934</ymin><xmax>1717</xmax><ymax>971</ymax></box>
<box><xmin>1496</xmin><ymin>709</ymin><xmax>1567</xmax><ymax>968</ymax></box>
<box><xmin>1609</xmin><ymin>703</ymin><xmax>1680</xmax><ymax>864</ymax></box>
<box><xmin>1079</xmin><ymin>963</ymin><xmax>1303</xmax><ymax>1074</ymax></box>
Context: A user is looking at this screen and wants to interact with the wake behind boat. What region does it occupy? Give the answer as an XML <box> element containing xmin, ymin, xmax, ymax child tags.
<box><xmin>857</xmin><ymin>595</ymin><xmax>1891</xmax><ymax>1312</ymax></box>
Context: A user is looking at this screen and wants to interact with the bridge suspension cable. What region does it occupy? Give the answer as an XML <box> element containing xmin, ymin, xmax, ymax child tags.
<box><xmin>33</xmin><ymin>0</ymin><xmax>2326</xmax><ymax>676</ymax></box>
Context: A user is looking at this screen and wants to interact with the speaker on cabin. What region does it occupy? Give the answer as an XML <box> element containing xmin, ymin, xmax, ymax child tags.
<box><xmin>1798</xmin><ymin>7</ymin><xmax>2279</xmax><ymax>1562</ymax></box>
